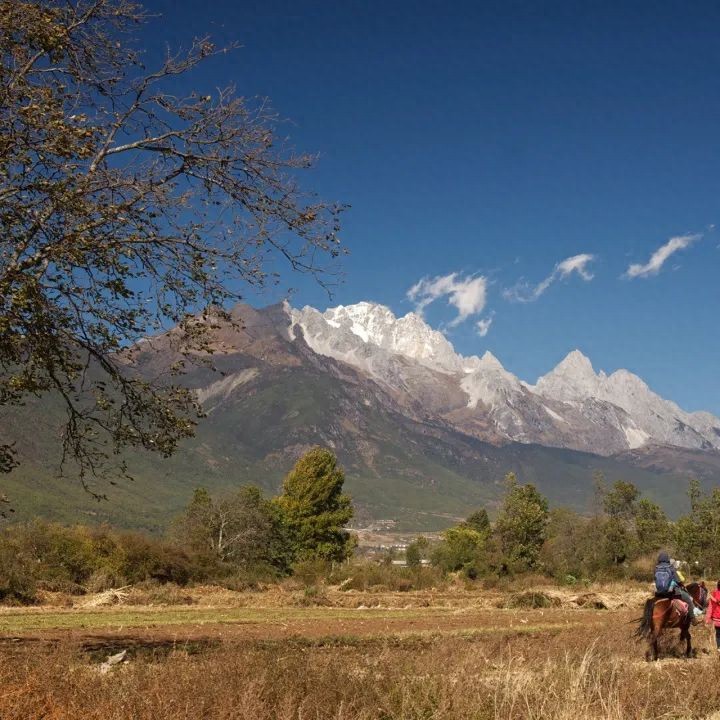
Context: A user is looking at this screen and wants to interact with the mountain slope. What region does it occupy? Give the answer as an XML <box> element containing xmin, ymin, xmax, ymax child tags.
<box><xmin>3</xmin><ymin>301</ymin><xmax>719</xmax><ymax>531</ymax></box>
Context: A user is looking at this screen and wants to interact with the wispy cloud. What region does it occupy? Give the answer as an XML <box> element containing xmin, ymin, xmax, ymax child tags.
<box><xmin>503</xmin><ymin>253</ymin><xmax>596</xmax><ymax>303</ymax></box>
<box><xmin>624</xmin><ymin>233</ymin><xmax>701</xmax><ymax>279</ymax></box>
<box><xmin>407</xmin><ymin>272</ymin><xmax>488</xmax><ymax>326</ymax></box>
<box><xmin>476</xmin><ymin>314</ymin><xmax>494</xmax><ymax>337</ymax></box>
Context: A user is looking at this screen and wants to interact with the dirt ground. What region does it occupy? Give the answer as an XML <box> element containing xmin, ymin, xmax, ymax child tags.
<box><xmin>0</xmin><ymin>582</ymin><xmax>690</xmax><ymax>652</ymax></box>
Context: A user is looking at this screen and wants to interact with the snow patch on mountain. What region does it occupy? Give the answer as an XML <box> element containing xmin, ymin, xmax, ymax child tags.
<box><xmin>623</xmin><ymin>424</ymin><xmax>650</xmax><ymax>449</ymax></box>
<box><xmin>292</xmin><ymin>301</ymin><xmax>474</xmax><ymax>374</ymax></box>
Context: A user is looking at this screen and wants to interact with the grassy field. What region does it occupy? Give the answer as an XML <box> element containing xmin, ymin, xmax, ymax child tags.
<box><xmin>1</xmin><ymin>584</ymin><xmax>719</xmax><ymax>719</ymax></box>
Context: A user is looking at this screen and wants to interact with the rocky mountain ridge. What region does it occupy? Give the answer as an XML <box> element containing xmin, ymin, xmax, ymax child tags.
<box><xmin>290</xmin><ymin>301</ymin><xmax>720</xmax><ymax>456</ymax></box>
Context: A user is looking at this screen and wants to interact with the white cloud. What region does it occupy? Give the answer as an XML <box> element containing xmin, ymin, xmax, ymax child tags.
<box><xmin>407</xmin><ymin>272</ymin><xmax>488</xmax><ymax>326</ymax></box>
<box><xmin>624</xmin><ymin>234</ymin><xmax>701</xmax><ymax>279</ymax></box>
<box><xmin>476</xmin><ymin>315</ymin><xmax>493</xmax><ymax>337</ymax></box>
<box><xmin>504</xmin><ymin>253</ymin><xmax>596</xmax><ymax>303</ymax></box>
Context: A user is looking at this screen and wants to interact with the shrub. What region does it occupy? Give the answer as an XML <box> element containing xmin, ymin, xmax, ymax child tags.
<box><xmin>505</xmin><ymin>591</ymin><xmax>559</xmax><ymax>609</ymax></box>
<box><xmin>291</xmin><ymin>558</ymin><xmax>331</xmax><ymax>588</ymax></box>
<box><xmin>114</xmin><ymin>532</ymin><xmax>193</xmax><ymax>585</ymax></box>
<box><xmin>0</xmin><ymin>538</ymin><xmax>36</xmax><ymax>604</ymax></box>
<box><xmin>333</xmin><ymin>561</ymin><xmax>443</xmax><ymax>592</ymax></box>
<box><xmin>431</xmin><ymin>526</ymin><xmax>489</xmax><ymax>577</ymax></box>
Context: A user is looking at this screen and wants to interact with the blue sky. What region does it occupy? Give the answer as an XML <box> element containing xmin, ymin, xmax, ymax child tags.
<box><xmin>142</xmin><ymin>0</ymin><xmax>720</xmax><ymax>413</ymax></box>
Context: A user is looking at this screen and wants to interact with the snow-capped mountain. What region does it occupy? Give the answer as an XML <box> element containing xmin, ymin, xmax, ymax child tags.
<box><xmin>291</xmin><ymin>301</ymin><xmax>720</xmax><ymax>456</ymax></box>
<box><xmin>291</xmin><ymin>302</ymin><xmax>470</xmax><ymax>374</ymax></box>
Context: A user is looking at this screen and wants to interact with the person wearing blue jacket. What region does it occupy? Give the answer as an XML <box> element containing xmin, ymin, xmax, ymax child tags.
<box><xmin>654</xmin><ymin>550</ymin><xmax>697</xmax><ymax>622</ymax></box>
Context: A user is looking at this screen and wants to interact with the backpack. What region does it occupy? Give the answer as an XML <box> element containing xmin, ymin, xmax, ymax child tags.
<box><xmin>655</xmin><ymin>564</ymin><xmax>673</xmax><ymax>593</ymax></box>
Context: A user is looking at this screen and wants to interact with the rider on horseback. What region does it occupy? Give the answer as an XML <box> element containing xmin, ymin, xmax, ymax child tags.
<box><xmin>654</xmin><ymin>551</ymin><xmax>698</xmax><ymax>624</ymax></box>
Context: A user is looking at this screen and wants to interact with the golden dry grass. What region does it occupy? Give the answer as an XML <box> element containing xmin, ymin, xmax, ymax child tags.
<box><xmin>0</xmin><ymin>583</ymin><xmax>717</xmax><ymax>719</ymax></box>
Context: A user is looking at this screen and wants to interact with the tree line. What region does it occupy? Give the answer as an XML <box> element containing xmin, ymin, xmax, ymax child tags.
<box><xmin>1</xmin><ymin>448</ymin><xmax>718</xmax><ymax>603</ymax></box>
<box><xmin>424</xmin><ymin>472</ymin><xmax>718</xmax><ymax>582</ymax></box>
<box><xmin>0</xmin><ymin>448</ymin><xmax>353</xmax><ymax>602</ymax></box>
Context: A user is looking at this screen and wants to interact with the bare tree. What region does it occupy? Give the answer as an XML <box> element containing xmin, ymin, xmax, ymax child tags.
<box><xmin>0</xmin><ymin>0</ymin><xmax>345</xmax><ymax>490</ymax></box>
<box><xmin>176</xmin><ymin>486</ymin><xmax>284</xmax><ymax>568</ymax></box>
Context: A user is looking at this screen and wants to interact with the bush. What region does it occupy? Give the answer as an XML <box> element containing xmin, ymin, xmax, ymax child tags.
<box><xmin>627</xmin><ymin>554</ymin><xmax>658</xmax><ymax>583</ymax></box>
<box><xmin>291</xmin><ymin>559</ymin><xmax>331</xmax><ymax>588</ymax></box>
<box><xmin>332</xmin><ymin>561</ymin><xmax>443</xmax><ymax>592</ymax></box>
<box><xmin>431</xmin><ymin>526</ymin><xmax>489</xmax><ymax>577</ymax></box>
<box><xmin>114</xmin><ymin>532</ymin><xmax>193</xmax><ymax>585</ymax></box>
<box><xmin>214</xmin><ymin>564</ymin><xmax>279</xmax><ymax>591</ymax></box>
<box><xmin>125</xmin><ymin>582</ymin><xmax>196</xmax><ymax>606</ymax></box>
<box><xmin>505</xmin><ymin>591</ymin><xmax>559</xmax><ymax>609</ymax></box>
<box><xmin>0</xmin><ymin>539</ymin><xmax>36</xmax><ymax>604</ymax></box>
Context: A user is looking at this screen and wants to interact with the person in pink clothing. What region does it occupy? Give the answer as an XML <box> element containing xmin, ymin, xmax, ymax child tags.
<box><xmin>705</xmin><ymin>580</ymin><xmax>720</xmax><ymax>650</ymax></box>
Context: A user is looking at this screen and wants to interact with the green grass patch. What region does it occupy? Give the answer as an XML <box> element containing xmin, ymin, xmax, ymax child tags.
<box><xmin>0</xmin><ymin>605</ymin><xmax>461</xmax><ymax>633</ymax></box>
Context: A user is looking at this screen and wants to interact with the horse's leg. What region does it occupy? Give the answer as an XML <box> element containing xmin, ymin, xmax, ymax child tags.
<box><xmin>651</xmin><ymin>624</ymin><xmax>660</xmax><ymax>661</ymax></box>
<box><xmin>678</xmin><ymin>624</ymin><xmax>692</xmax><ymax>658</ymax></box>
<box><xmin>652</xmin><ymin>609</ymin><xmax>666</xmax><ymax>661</ymax></box>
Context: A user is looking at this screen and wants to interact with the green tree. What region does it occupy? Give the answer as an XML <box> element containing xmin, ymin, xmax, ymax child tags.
<box><xmin>179</xmin><ymin>488</ymin><xmax>215</xmax><ymax>556</ymax></box>
<box><xmin>275</xmin><ymin>449</ymin><xmax>354</xmax><ymax>563</ymax></box>
<box><xmin>0</xmin><ymin>0</ymin><xmax>344</xmax><ymax>483</ymax></box>
<box><xmin>635</xmin><ymin>498</ymin><xmax>671</xmax><ymax>555</ymax></box>
<box><xmin>462</xmin><ymin>508</ymin><xmax>491</xmax><ymax>538</ymax></box>
<box><xmin>175</xmin><ymin>485</ymin><xmax>292</xmax><ymax>572</ymax></box>
<box><xmin>405</xmin><ymin>543</ymin><xmax>421</xmax><ymax>568</ymax></box>
<box><xmin>675</xmin><ymin>480</ymin><xmax>720</xmax><ymax>573</ymax></box>
<box><xmin>540</xmin><ymin>508</ymin><xmax>591</xmax><ymax>580</ymax></box>
<box><xmin>603</xmin><ymin>480</ymin><xmax>639</xmax><ymax>521</ymax></box>
<box><xmin>600</xmin><ymin>480</ymin><xmax>640</xmax><ymax>565</ymax></box>
<box><xmin>494</xmin><ymin>473</ymin><xmax>549</xmax><ymax>572</ymax></box>
<box><xmin>431</xmin><ymin>526</ymin><xmax>487</xmax><ymax>577</ymax></box>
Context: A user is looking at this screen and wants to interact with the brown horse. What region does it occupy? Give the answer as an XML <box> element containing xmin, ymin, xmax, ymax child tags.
<box><xmin>636</xmin><ymin>581</ymin><xmax>708</xmax><ymax>660</ymax></box>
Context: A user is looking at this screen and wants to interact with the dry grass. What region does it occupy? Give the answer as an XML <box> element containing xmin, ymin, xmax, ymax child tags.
<box><xmin>1</xmin><ymin>623</ymin><xmax>719</xmax><ymax>719</ymax></box>
<box><xmin>0</xmin><ymin>582</ymin><xmax>717</xmax><ymax>719</ymax></box>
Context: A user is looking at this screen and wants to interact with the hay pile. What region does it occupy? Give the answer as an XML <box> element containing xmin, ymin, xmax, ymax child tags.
<box><xmin>78</xmin><ymin>586</ymin><xmax>130</xmax><ymax>608</ymax></box>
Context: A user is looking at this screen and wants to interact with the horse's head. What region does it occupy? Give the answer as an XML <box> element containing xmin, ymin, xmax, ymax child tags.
<box><xmin>688</xmin><ymin>581</ymin><xmax>708</xmax><ymax>609</ymax></box>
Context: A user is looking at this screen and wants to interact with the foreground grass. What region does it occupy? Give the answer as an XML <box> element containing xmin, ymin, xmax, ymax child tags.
<box><xmin>1</xmin><ymin>620</ymin><xmax>718</xmax><ymax>720</ymax></box>
<box><xmin>1</xmin><ymin>585</ymin><xmax>716</xmax><ymax>719</ymax></box>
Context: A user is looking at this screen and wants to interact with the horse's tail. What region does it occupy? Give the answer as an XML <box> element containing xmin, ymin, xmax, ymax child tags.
<box><xmin>635</xmin><ymin>598</ymin><xmax>655</xmax><ymax>639</ymax></box>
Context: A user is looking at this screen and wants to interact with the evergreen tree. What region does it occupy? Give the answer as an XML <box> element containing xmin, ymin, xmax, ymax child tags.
<box><xmin>600</xmin><ymin>480</ymin><xmax>640</xmax><ymax>565</ymax></box>
<box><xmin>180</xmin><ymin>488</ymin><xmax>214</xmax><ymax>556</ymax></box>
<box><xmin>463</xmin><ymin>508</ymin><xmax>491</xmax><ymax>538</ymax></box>
<box><xmin>275</xmin><ymin>449</ymin><xmax>354</xmax><ymax>562</ymax></box>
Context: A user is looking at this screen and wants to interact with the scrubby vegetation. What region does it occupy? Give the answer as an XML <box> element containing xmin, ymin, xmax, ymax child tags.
<box><xmin>0</xmin><ymin>450</ymin><xmax>714</xmax><ymax>605</ymax></box>
<box><xmin>0</xmin><ymin>449</ymin><xmax>355</xmax><ymax>603</ymax></box>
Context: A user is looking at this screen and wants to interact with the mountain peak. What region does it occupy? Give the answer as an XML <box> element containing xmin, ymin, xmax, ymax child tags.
<box><xmin>479</xmin><ymin>350</ymin><xmax>504</xmax><ymax>369</ymax></box>
<box><xmin>286</xmin><ymin>299</ymin><xmax>720</xmax><ymax>455</ymax></box>
<box><xmin>555</xmin><ymin>349</ymin><xmax>594</xmax><ymax>375</ymax></box>
<box><xmin>533</xmin><ymin>349</ymin><xmax>600</xmax><ymax>401</ymax></box>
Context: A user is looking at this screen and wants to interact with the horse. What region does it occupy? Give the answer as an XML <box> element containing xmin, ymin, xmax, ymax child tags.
<box><xmin>636</xmin><ymin>581</ymin><xmax>708</xmax><ymax>661</ymax></box>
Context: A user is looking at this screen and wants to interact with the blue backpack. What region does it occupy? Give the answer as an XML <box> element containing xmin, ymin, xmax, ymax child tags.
<box><xmin>655</xmin><ymin>563</ymin><xmax>674</xmax><ymax>593</ymax></box>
